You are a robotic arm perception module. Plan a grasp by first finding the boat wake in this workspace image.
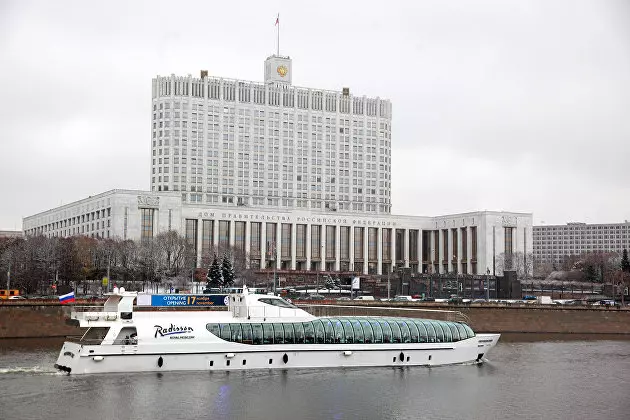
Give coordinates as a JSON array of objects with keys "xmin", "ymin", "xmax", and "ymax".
[{"xmin": 0, "ymin": 366, "xmax": 63, "ymax": 375}]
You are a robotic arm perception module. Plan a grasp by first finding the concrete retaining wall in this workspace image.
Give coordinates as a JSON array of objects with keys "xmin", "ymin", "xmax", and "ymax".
[{"xmin": 1, "ymin": 303, "xmax": 629, "ymax": 338}]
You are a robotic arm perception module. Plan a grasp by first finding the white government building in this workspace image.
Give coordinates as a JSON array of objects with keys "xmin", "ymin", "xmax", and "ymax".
[{"xmin": 23, "ymin": 54, "xmax": 533, "ymax": 276}]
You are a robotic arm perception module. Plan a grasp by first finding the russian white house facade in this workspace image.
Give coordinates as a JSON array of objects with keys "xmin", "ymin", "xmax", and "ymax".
[
  {"xmin": 23, "ymin": 190, "xmax": 532, "ymax": 276},
  {"xmin": 150, "ymin": 55, "xmax": 393, "ymax": 214},
  {"xmin": 22, "ymin": 54, "xmax": 533, "ymax": 277}
]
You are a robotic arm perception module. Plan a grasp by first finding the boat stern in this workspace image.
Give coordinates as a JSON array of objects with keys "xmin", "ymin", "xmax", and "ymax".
[{"xmin": 54, "ymin": 341, "xmax": 83, "ymax": 374}]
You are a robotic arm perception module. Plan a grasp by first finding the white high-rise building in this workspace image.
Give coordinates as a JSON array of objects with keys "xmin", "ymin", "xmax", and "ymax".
[{"xmin": 151, "ymin": 55, "xmax": 393, "ymax": 214}]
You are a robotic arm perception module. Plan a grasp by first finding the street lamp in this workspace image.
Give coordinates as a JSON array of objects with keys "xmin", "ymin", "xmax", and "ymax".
[{"xmin": 487, "ymin": 268, "xmax": 492, "ymax": 298}]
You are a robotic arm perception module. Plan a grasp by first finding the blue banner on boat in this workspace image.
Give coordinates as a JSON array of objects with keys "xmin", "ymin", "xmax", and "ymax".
[{"xmin": 150, "ymin": 294, "xmax": 229, "ymax": 307}]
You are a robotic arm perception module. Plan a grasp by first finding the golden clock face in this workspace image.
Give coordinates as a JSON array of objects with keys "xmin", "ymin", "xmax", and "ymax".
[{"xmin": 277, "ymin": 65, "xmax": 288, "ymax": 77}]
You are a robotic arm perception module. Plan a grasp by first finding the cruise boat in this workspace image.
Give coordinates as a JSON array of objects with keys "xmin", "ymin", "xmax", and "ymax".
[{"xmin": 55, "ymin": 287, "xmax": 500, "ymax": 375}]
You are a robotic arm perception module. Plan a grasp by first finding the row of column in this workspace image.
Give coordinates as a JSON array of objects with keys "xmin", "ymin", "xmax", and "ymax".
[{"xmin": 191, "ymin": 219, "xmax": 478, "ymax": 275}]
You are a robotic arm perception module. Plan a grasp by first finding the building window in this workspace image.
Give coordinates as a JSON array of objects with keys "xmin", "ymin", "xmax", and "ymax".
[
  {"xmin": 325, "ymin": 226, "xmax": 336, "ymax": 260},
  {"xmin": 311, "ymin": 225, "xmax": 321, "ymax": 260},
  {"xmin": 340, "ymin": 226, "xmax": 350, "ymax": 261},
  {"xmin": 140, "ymin": 208, "xmax": 155, "ymax": 243},
  {"xmin": 235, "ymin": 221, "xmax": 246, "ymax": 253},
  {"xmin": 219, "ymin": 220, "xmax": 230, "ymax": 249},
  {"xmin": 202, "ymin": 220, "xmax": 214, "ymax": 260},
  {"xmin": 250, "ymin": 222, "xmax": 261, "ymax": 257},
  {"xmin": 368, "ymin": 228, "xmax": 378, "ymax": 262},
  {"xmin": 296, "ymin": 224, "xmax": 307, "ymax": 259},
  {"xmin": 354, "ymin": 227, "xmax": 364, "ymax": 262},
  {"xmin": 281, "ymin": 224, "xmax": 292, "ymax": 260},
  {"xmin": 185, "ymin": 219, "xmax": 198, "ymax": 251}
]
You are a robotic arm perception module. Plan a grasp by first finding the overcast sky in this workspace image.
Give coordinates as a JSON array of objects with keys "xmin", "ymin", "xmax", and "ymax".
[{"xmin": 1, "ymin": 0, "xmax": 629, "ymax": 230}]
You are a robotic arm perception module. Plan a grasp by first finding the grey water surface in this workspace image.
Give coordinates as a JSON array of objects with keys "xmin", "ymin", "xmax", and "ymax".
[{"xmin": 0, "ymin": 335, "xmax": 628, "ymax": 420}]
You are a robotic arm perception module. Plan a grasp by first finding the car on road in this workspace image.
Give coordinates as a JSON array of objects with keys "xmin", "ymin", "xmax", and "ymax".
[
  {"xmin": 336, "ymin": 297, "xmax": 351, "ymax": 301},
  {"xmin": 391, "ymin": 295, "xmax": 416, "ymax": 302},
  {"xmin": 8, "ymin": 296, "xmax": 26, "ymax": 300}
]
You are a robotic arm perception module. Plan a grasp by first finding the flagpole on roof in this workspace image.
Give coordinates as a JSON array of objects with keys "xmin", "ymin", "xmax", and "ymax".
[{"xmin": 276, "ymin": 13, "xmax": 280, "ymax": 56}]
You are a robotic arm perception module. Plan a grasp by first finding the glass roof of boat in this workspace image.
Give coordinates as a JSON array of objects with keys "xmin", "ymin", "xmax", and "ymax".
[{"xmin": 206, "ymin": 317, "xmax": 475, "ymax": 345}]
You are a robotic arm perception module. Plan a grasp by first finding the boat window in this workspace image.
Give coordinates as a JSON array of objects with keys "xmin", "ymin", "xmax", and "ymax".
[
  {"xmin": 447, "ymin": 323, "xmax": 460, "ymax": 341},
  {"xmin": 379, "ymin": 320, "xmax": 392, "ymax": 343},
  {"xmin": 462, "ymin": 324, "xmax": 475, "ymax": 339},
  {"xmin": 252, "ymin": 324, "xmax": 263, "ymax": 345},
  {"xmin": 389, "ymin": 320, "xmax": 402, "ymax": 343},
  {"xmin": 360, "ymin": 319, "xmax": 374, "ymax": 343},
  {"xmin": 432, "ymin": 322, "xmax": 445, "ymax": 342},
  {"xmin": 274, "ymin": 324, "xmax": 285, "ymax": 344},
  {"xmin": 455, "ymin": 323, "xmax": 467, "ymax": 341},
  {"xmin": 115, "ymin": 327, "xmax": 137, "ymax": 345},
  {"xmin": 368, "ymin": 319, "xmax": 383, "ymax": 343},
  {"xmin": 283, "ymin": 323, "xmax": 295, "ymax": 344},
  {"xmin": 242, "ymin": 324, "xmax": 253, "ymax": 344},
  {"xmin": 439, "ymin": 322, "xmax": 453, "ymax": 342},
  {"xmin": 424, "ymin": 321, "xmax": 437, "ymax": 343},
  {"xmin": 303, "ymin": 322, "xmax": 315, "ymax": 344},
  {"xmin": 406, "ymin": 320, "xmax": 419, "ymax": 343},
  {"xmin": 231, "ymin": 324, "xmax": 243, "ymax": 343},
  {"xmin": 332, "ymin": 319, "xmax": 345, "ymax": 344},
  {"xmin": 206, "ymin": 323, "xmax": 220, "ymax": 337},
  {"xmin": 258, "ymin": 297, "xmax": 297, "ymax": 309},
  {"xmin": 81, "ymin": 327, "xmax": 110, "ymax": 344},
  {"xmin": 413, "ymin": 320, "xmax": 428, "ymax": 343},
  {"xmin": 294, "ymin": 322, "xmax": 305, "ymax": 344},
  {"xmin": 262, "ymin": 323, "xmax": 274, "ymax": 344},
  {"xmin": 322, "ymin": 319, "xmax": 334, "ymax": 344},
  {"xmin": 220, "ymin": 324, "xmax": 231, "ymax": 341},
  {"xmin": 341, "ymin": 319, "xmax": 354, "ymax": 344},
  {"xmin": 397, "ymin": 320, "xmax": 411, "ymax": 343},
  {"xmin": 313, "ymin": 320, "xmax": 325, "ymax": 344},
  {"xmin": 351, "ymin": 320, "xmax": 364, "ymax": 344}
]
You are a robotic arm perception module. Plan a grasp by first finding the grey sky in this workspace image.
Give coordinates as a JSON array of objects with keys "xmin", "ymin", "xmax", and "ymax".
[{"xmin": 1, "ymin": 0, "xmax": 629, "ymax": 230}]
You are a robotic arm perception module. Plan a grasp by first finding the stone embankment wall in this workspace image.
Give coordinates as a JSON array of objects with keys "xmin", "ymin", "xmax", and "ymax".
[{"xmin": 0, "ymin": 302, "xmax": 629, "ymax": 338}]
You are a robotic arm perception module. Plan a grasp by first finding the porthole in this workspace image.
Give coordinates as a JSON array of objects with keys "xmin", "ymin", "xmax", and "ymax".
[
  {"xmin": 392, "ymin": 357, "xmax": 396, "ymax": 363},
  {"xmin": 226, "ymin": 360, "xmax": 231, "ymax": 366},
  {"xmin": 242, "ymin": 360, "xmax": 247, "ymax": 366},
  {"xmin": 269, "ymin": 358, "xmax": 273, "ymax": 365},
  {"xmin": 428, "ymin": 355, "xmax": 432, "ymax": 361},
  {"xmin": 406, "ymin": 356, "xmax": 410, "ymax": 362}
]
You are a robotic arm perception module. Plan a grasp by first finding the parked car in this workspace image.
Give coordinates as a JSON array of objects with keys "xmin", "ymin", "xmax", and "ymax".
[
  {"xmin": 336, "ymin": 297, "xmax": 351, "ymax": 301},
  {"xmin": 392, "ymin": 295, "xmax": 415, "ymax": 302},
  {"xmin": 306, "ymin": 294, "xmax": 326, "ymax": 301},
  {"xmin": 353, "ymin": 295, "xmax": 375, "ymax": 301},
  {"xmin": 8, "ymin": 296, "xmax": 26, "ymax": 300}
]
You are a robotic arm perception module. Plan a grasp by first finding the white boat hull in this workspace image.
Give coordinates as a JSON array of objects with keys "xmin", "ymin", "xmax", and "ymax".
[{"xmin": 55, "ymin": 334, "xmax": 500, "ymax": 375}]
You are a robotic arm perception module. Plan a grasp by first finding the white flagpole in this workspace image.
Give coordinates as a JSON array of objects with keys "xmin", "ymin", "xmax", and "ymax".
[{"xmin": 277, "ymin": 13, "xmax": 280, "ymax": 56}]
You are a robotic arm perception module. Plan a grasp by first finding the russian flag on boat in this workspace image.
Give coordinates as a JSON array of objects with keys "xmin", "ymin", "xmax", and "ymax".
[{"xmin": 59, "ymin": 291, "xmax": 75, "ymax": 304}]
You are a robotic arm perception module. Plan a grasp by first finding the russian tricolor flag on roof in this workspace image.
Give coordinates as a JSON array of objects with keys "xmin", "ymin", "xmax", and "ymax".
[{"xmin": 59, "ymin": 291, "xmax": 75, "ymax": 304}]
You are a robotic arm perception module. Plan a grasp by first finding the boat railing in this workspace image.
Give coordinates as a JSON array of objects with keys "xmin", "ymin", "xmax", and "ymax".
[
  {"xmin": 236, "ymin": 305, "xmax": 310, "ymax": 319},
  {"xmin": 297, "ymin": 304, "xmax": 472, "ymax": 324}
]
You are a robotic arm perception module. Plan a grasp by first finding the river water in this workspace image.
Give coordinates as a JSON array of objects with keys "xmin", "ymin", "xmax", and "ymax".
[{"xmin": 0, "ymin": 335, "xmax": 629, "ymax": 420}]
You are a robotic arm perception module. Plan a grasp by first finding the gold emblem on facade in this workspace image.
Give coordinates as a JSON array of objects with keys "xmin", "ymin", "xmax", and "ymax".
[{"xmin": 277, "ymin": 65, "xmax": 288, "ymax": 77}]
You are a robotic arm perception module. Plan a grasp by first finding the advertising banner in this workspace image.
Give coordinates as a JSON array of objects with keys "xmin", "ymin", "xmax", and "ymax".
[
  {"xmin": 351, "ymin": 277, "xmax": 360, "ymax": 290},
  {"xmin": 149, "ymin": 294, "xmax": 229, "ymax": 307}
]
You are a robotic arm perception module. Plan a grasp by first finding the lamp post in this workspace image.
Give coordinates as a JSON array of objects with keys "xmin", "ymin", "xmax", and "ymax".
[{"xmin": 486, "ymin": 268, "xmax": 491, "ymax": 300}]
